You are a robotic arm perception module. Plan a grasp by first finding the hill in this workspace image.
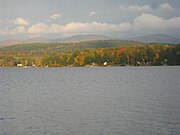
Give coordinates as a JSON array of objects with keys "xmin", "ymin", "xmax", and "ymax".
[
  {"xmin": 0, "ymin": 39, "xmax": 179, "ymax": 67},
  {"xmin": 0, "ymin": 40, "xmax": 143, "ymax": 53},
  {"xmin": 56, "ymin": 34, "xmax": 112, "ymax": 42},
  {"xmin": 0, "ymin": 34, "xmax": 112, "ymax": 48},
  {"xmin": 0, "ymin": 40, "xmax": 22, "ymax": 48},
  {"xmin": 130, "ymin": 34, "xmax": 180, "ymax": 44},
  {"xmin": 24, "ymin": 37, "xmax": 51, "ymax": 43}
]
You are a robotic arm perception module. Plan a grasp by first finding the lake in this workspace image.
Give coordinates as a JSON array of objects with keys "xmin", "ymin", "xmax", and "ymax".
[{"xmin": 0, "ymin": 67, "xmax": 180, "ymax": 135}]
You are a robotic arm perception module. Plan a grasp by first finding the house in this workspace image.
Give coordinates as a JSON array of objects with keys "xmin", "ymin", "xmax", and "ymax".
[
  {"xmin": 17, "ymin": 64, "xmax": 23, "ymax": 67},
  {"xmin": 103, "ymin": 62, "xmax": 107, "ymax": 66}
]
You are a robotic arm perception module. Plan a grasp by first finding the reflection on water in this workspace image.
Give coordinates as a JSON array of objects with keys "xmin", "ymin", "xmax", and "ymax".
[{"xmin": 0, "ymin": 67, "xmax": 180, "ymax": 135}]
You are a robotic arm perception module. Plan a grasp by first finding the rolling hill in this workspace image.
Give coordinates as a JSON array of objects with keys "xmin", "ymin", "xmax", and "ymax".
[
  {"xmin": 0, "ymin": 40, "xmax": 143, "ymax": 53},
  {"xmin": 0, "ymin": 40, "xmax": 22, "ymax": 48},
  {"xmin": 130, "ymin": 34, "xmax": 180, "ymax": 44},
  {"xmin": 0, "ymin": 34, "xmax": 112, "ymax": 48},
  {"xmin": 1, "ymin": 34, "xmax": 179, "ymax": 49},
  {"xmin": 55, "ymin": 34, "xmax": 112, "ymax": 42}
]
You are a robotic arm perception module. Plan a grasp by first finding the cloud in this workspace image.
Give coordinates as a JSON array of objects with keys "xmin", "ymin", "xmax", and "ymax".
[
  {"xmin": 27, "ymin": 22, "xmax": 131, "ymax": 35},
  {"xmin": 120, "ymin": 4, "xmax": 152, "ymax": 12},
  {"xmin": 0, "ymin": 26, "xmax": 26, "ymax": 35},
  {"xmin": 50, "ymin": 13, "xmax": 62, "ymax": 20},
  {"xmin": 89, "ymin": 11, "xmax": 96, "ymax": 17},
  {"xmin": 1, "ymin": 14, "xmax": 180, "ymax": 37},
  {"xmin": 133, "ymin": 13, "xmax": 164, "ymax": 30},
  {"xmin": 0, "ymin": 28, "xmax": 14, "ymax": 35},
  {"xmin": 13, "ymin": 26, "xmax": 26, "ymax": 34},
  {"xmin": 133, "ymin": 13, "xmax": 180, "ymax": 32},
  {"xmin": 29, "ymin": 14, "xmax": 180, "ymax": 35},
  {"xmin": 63, "ymin": 22, "xmax": 131, "ymax": 34},
  {"xmin": 48, "ymin": 24, "xmax": 64, "ymax": 33},
  {"xmin": 12, "ymin": 17, "xmax": 29, "ymax": 25},
  {"xmin": 28, "ymin": 23, "xmax": 49, "ymax": 34},
  {"xmin": 160, "ymin": 3, "xmax": 174, "ymax": 11},
  {"xmin": 28, "ymin": 23, "xmax": 64, "ymax": 34},
  {"xmin": 120, "ymin": 3, "xmax": 174, "ymax": 13}
]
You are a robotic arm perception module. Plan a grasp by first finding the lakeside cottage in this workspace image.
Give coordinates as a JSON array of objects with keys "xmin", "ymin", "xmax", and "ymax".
[{"xmin": 17, "ymin": 64, "xmax": 23, "ymax": 67}]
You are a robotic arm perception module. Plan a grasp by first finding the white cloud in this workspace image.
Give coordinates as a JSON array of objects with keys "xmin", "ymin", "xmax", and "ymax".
[
  {"xmin": 27, "ymin": 22, "xmax": 131, "ymax": 35},
  {"xmin": 133, "ymin": 13, "xmax": 180, "ymax": 32},
  {"xmin": 120, "ymin": 4, "xmax": 152, "ymax": 12},
  {"xmin": 50, "ymin": 13, "xmax": 62, "ymax": 20},
  {"xmin": 160, "ymin": 3, "xmax": 174, "ymax": 11},
  {"xmin": 13, "ymin": 17, "xmax": 29, "ymax": 25},
  {"xmin": 49, "ymin": 24, "xmax": 64, "ymax": 33},
  {"xmin": 63, "ymin": 22, "xmax": 131, "ymax": 34},
  {"xmin": 89, "ymin": 11, "xmax": 96, "ymax": 17},
  {"xmin": 13, "ymin": 26, "xmax": 26, "ymax": 34},
  {"xmin": 28, "ymin": 23, "xmax": 64, "ymax": 34},
  {"xmin": 133, "ymin": 13, "xmax": 164, "ymax": 30},
  {"xmin": 1, "ymin": 14, "xmax": 180, "ymax": 36},
  {"xmin": 0, "ymin": 26, "xmax": 26, "ymax": 35},
  {"xmin": 28, "ymin": 23, "xmax": 49, "ymax": 34}
]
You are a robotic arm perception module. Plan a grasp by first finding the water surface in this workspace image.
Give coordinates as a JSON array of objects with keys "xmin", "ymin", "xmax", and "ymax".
[{"xmin": 0, "ymin": 67, "xmax": 180, "ymax": 135}]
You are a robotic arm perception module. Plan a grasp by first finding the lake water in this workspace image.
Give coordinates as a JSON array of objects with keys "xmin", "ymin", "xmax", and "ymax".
[{"xmin": 0, "ymin": 67, "xmax": 180, "ymax": 135}]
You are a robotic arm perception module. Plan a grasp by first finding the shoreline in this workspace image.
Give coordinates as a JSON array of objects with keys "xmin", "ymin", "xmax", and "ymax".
[{"xmin": 0, "ymin": 65, "xmax": 179, "ymax": 68}]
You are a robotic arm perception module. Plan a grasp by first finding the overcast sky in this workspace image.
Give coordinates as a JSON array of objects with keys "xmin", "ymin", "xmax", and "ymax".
[{"xmin": 0, "ymin": 0, "xmax": 180, "ymax": 40}]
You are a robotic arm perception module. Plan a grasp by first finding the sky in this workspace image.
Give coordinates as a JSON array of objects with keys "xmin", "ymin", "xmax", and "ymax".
[{"xmin": 0, "ymin": 0, "xmax": 180, "ymax": 41}]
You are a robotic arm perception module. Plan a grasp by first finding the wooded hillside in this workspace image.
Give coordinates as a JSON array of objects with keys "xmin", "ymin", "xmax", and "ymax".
[{"xmin": 0, "ymin": 40, "xmax": 179, "ymax": 67}]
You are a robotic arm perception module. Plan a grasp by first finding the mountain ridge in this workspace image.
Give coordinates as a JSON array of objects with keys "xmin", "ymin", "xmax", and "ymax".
[
  {"xmin": 0, "ymin": 34, "xmax": 179, "ymax": 48},
  {"xmin": 0, "ymin": 34, "xmax": 113, "ymax": 47},
  {"xmin": 52, "ymin": 34, "xmax": 112, "ymax": 42},
  {"xmin": 129, "ymin": 34, "xmax": 180, "ymax": 44}
]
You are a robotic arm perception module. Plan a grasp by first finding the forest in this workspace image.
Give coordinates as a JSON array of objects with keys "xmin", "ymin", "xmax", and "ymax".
[{"xmin": 0, "ymin": 40, "xmax": 179, "ymax": 67}]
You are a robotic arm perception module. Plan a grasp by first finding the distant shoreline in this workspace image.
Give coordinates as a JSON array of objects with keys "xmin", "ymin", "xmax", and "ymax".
[
  {"xmin": 0, "ymin": 65, "xmax": 179, "ymax": 68},
  {"xmin": 0, "ymin": 42, "xmax": 179, "ymax": 67}
]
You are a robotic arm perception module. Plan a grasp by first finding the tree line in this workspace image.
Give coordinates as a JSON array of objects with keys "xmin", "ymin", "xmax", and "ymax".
[{"xmin": 0, "ymin": 44, "xmax": 179, "ymax": 67}]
